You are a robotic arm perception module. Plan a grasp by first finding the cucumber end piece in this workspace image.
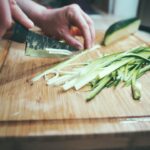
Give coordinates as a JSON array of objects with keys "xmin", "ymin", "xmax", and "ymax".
[{"xmin": 102, "ymin": 18, "xmax": 141, "ymax": 46}]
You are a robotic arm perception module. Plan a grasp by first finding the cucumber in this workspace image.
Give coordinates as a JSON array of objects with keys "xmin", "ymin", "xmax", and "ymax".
[{"xmin": 102, "ymin": 18, "xmax": 141, "ymax": 46}]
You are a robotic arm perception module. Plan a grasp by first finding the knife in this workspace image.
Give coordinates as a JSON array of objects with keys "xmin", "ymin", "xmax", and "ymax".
[{"xmin": 4, "ymin": 22, "xmax": 78, "ymax": 58}]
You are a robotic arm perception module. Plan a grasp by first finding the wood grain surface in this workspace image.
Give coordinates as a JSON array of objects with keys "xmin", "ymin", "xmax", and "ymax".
[
  {"xmin": 0, "ymin": 29, "xmax": 150, "ymax": 121},
  {"xmin": 0, "ymin": 41, "xmax": 11, "ymax": 71},
  {"xmin": 0, "ymin": 16, "xmax": 150, "ymax": 150}
]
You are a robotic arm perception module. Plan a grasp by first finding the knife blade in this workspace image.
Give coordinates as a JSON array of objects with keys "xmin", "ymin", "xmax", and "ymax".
[{"xmin": 4, "ymin": 22, "xmax": 78, "ymax": 58}]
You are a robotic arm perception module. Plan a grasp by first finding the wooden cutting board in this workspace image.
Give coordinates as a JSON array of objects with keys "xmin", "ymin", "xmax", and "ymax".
[
  {"xmin": 0, "ymin": 25, "xmax": 150, "ymax": 121},
  {"xmin": 0, "ymin": 40, "xmax": 11, "ymax": 71}
]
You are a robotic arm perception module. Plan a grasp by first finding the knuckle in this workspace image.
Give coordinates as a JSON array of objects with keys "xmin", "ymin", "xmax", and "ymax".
[
  {"xmin": 67, "ymin": 4, "xmax": 80, "ymax": 15},
  {"xmin": 66, "ymin": 4, "xmax": 81, "ymax": 19},
  {"xmin": 10, "ymin": 0, "xmax": 17, "ymax": 5},
  {"xmin": 67, "ymin": 10, "xmax": 73, "ymax": 18},
  {"xmin": 70, "ymin": 4, "xmax": 80, "ymax": 10},
  {"xmin": 88, "ymin": 19, "xmax": 94, "ymax": 26},
  {"xmin": 58, "ymin": 28, "xmax": 65, "ymax": 36}
]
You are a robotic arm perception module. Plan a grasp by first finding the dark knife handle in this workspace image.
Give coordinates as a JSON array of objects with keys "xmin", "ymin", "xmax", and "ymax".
[{"xmin": 3, "ymin": 22, "xmax": 28, "ymax": 43}]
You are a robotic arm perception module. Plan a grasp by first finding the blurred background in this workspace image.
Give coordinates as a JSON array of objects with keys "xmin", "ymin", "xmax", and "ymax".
[{"xmin": 33, "ymin": 0, "xmax": 150, "ymax": 28}]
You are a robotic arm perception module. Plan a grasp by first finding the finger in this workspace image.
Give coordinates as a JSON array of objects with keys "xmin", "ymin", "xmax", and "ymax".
[
  {"xmin": 81, "ymin": 11, "xmax": 95, "ymax": 46},
  {"xmin": 67, "ymin": 5, "xmax": 92, "ymax": 49},
  {"xmin": 73, "ymin": 13, "xmax": 92, "ymax": 49},
  {"xmin": 0, "ymin": 0, "xmax": 12, "ymax": 37},
  {"xmin": 60, "ymin": 30, "xmax": 83, "ymax": 50},
  {"xmin": 10, "ymin": 0, "xmax": 34, "ymax": 29}
]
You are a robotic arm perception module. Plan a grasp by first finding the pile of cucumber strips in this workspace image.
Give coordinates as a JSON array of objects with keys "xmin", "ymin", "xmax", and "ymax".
[{"xmin": 31, "ymin": 18, "xmax": 150, "ymax": 101}]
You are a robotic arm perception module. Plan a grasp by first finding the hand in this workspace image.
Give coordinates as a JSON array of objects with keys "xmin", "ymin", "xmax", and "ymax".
[
  {"xmin": 0, "ymin": 0, "xmax": 34, "ymax": 38},
  {"xmin": 38, "ymin": 4, "xmax": 95, "ymax": 50}
]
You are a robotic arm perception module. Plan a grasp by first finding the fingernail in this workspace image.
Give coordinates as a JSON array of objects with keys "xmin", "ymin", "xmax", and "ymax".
[
  {"xmin": 75, "ymin": 43, "xmax": 83, "ymax": 50},
  {"xmin": 30, "ymin": 21, "xmax": 34, "ymax": 28},
  {"xmin": 92, "ymin": 41, "xmax": 94, "ymax": 47},
  {"xmin": 86, "ymin": 44, "xmax": 91, "ymax": 49},
  {"xmin": 86, "ymin": 41, "xmax": 92, "ymax": 49},
  {"xmin": 28, "ymin": 20, "xmax": 34, "ymax": 29}
]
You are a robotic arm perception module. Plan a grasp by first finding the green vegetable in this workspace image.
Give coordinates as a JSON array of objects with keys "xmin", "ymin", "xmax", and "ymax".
[
  {"xmin": 102, "ymin": 18, "xmax": 141, "ymax": 46},
  {"xmin": 31, "ymin": 46, "xmax": 150, "ymax": 102},
  {"xmin": 31, "ymin": 45, "xmax": 100, "ymax": 82},
  {"xmin": 131, "ymin": 71, "xmax": 141, "ymax": 100},
  {"xmin": 86, "ymin": 76, "xmax": 111, "ymax": 101}
]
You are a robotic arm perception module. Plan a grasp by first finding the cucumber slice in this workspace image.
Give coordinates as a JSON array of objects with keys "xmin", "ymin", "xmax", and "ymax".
[{"xmin": 102, "ymin": 18, "xmax": 141, "ymax": 46}]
